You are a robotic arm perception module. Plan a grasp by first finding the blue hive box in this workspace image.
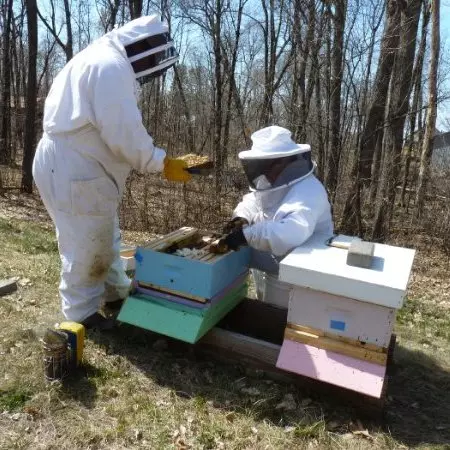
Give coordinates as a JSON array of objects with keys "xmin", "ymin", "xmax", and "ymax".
[{"xmin": 134, "ymin": 227, "xmax": 250, "ymax": 302}]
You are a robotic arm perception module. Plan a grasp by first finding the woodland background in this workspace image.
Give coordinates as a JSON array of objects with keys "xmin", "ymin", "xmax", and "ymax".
[{"xmin": 0, "ymin": 0, "xmax": 449, "ymax": 249}]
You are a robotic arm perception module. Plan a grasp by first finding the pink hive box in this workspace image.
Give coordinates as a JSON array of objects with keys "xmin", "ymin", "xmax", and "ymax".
[{"xmin": 276, "ymin": 339, "xmax": 387, "ymax": 398}]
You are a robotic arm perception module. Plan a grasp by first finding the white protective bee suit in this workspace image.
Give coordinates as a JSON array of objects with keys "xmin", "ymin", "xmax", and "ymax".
[
  {"xmin": 33, "ymin": 15, "xmax": 179, "ymax": 322},
  {"xmin": 233, "ymin": 126, "xmax": 334, "ymax": 308}
]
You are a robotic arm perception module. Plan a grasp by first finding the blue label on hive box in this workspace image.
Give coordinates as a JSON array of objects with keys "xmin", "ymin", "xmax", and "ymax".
[{"xmin": 330, "ymin": 320, "xmax": 346, "ymax": 331}]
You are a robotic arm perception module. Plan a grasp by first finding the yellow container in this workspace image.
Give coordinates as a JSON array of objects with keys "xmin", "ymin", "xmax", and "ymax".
[{"xmin": 57, "ymin": 321, "xmax": 85, "ymax": 367}]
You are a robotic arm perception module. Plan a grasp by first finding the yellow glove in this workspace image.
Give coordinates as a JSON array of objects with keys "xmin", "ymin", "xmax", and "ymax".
[{"xmin": 163, "ymin": 158, "xmax": 192, "ymax": 183}]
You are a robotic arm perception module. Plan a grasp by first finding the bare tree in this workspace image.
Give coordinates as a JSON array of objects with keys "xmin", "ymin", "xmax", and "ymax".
[
  {"xmin": 339, "ymin": 0, "xmax": 385, "ymax": 235},
  {"xmin": 37, "ymin": 0, "xmax": 73, "ymax": 62},
  {"xmin": 129, "ymin": 0, "xmax": 143, "ymax": 19},
  {"xmin": 22, "ymin": 0, "xmax": 38, "ymax": 193},
  {"xmin": 400, "ymin": 1, "xmax": 430, "ymax": 207},
  {"xmin": 415, "ymin": 0, "xmax": 440, "ymax": 219},
  {"xmin": 289, "ymin": 0, "xmax": 318, "ymax": 142},
  {"xmin": 258, "ymin": 0, "xmax": 294, "ymax": 127},
  {"xmin": 325, "ymin": 0, "xmax": 346, "ymax": 199},
  {"xmin": 97, "ymin": 0, "xmax": 121, "ymax": 32},
  {"xmin": 0, "ymin": 0, "xmax": 14, "ymax": 164},
  {"xmin": 358, "ymin": 0, "xmax": 403, "ymax": 189},
  {"xmin": 370, "ymin": 0, "xmax": 422, "ymax": 239},
  {"xmin": 222, "ymin": 0, "xmax": 249, "ymax": 161},
  {"xmin": 10, "ymin": 7, "xmax": 27, "ymax": 163}
]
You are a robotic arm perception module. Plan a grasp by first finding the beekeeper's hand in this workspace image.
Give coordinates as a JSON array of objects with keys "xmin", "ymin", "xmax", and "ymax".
[
  {"xmin": 163, "ymin": 157, "xmax": 192, "ymax": 183},
  {"xmin": 222, "ymin": 217, "xmax": 249, "ymax": 234},
  {"xmin": 221, "ymin": 228, "xmax": 248, "ymax": 251}
]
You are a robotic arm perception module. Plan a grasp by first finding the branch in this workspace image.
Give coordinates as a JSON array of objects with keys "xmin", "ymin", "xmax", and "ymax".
[
  {"xmin": 37, "ymin": 6, "xmax": 67, "ymax": 52},
  {"xmin": 37, "ymin": 38, "xmax": 58, "ymax": 91}
]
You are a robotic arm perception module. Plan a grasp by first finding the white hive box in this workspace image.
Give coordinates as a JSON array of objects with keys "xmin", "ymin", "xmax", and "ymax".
[
  {"xmin": 279, "ymin": 233, "xmax": 416, "ymax": 345},
  {"xmin": 286, "ymin": 288, "xmax": 396, "ymax": 347},
  {"xmin": 280, "ymin": 233, "xmax": 415, "ymax": 307}
]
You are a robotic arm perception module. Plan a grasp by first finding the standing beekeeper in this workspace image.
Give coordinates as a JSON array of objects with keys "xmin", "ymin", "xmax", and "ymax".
[
  {"xmin": 221, "ymin": 126, "xmax": 333, "ymax": 308},
  {"xmin": 33, "ymin": 15, "xmax": 191, "ymax": 329}
]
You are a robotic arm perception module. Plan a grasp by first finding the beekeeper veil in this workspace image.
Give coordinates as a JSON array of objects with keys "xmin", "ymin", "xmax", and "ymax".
[
  {"xmin": 116, "ymin": 15, "xmax": 178, "ymax": 84},
  {"xmin": 239, "ymin": 126, "xmax": 314, "ymax": 191}
]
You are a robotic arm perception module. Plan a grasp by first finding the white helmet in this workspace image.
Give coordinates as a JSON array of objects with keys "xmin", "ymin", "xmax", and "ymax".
[
  {"xmin": 238, "ymin": 126, "xmax": 314, "ymax": 190},
  {"xmin": 116, "ymin": 15, "xmax": 178, "ymax": 80}
]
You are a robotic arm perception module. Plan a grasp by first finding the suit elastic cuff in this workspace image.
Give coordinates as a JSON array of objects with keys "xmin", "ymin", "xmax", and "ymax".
[{"xmin": 147, "ymin": 147, "xmax": 166, "ymax": 173}]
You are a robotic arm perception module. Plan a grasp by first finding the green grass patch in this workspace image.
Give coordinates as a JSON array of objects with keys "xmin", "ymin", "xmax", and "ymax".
[
  {"xmin": 398, "ymin": 295, "xmax": 450, "ymax": 340},
  {"xmin": 294, "ymin": 419, "xmax": 326, "ymax": 439},
  {"xmin": 0, "ymin": 217, "xmax": 57, "ymax": 255},
  {"xmin": 0, "ymin": 389, "xmax": 31, "ymax": 412},
  {"xmin": 86, "ymin": 365, "xmax": 124, "ymax": 386}
]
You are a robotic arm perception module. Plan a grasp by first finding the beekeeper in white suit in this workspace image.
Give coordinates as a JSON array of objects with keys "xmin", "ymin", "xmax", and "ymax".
[
  {"xmin": 221, "ymin": 126, "xmax": 333, "ymax": 308},
  {"xmin": 33, "ymin": 15, "xmax": 191, "ymax": 329}
]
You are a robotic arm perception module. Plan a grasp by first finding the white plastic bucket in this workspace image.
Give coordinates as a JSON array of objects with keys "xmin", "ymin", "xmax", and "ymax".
[{"xmin": 252, "ymin": 269, "xmax": 292, "ymax": 309}]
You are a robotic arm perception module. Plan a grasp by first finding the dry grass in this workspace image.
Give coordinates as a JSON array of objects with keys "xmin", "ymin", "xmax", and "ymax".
[{"xmin": 1, "ymin": 193, "xmax": 450, "ymax": 449}]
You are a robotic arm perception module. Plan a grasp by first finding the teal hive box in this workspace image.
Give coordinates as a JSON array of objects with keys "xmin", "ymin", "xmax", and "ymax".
[
  {"xmin": 117, "ymin": 279, "xmax": 248, "ymax": 343},
  {"xmin": 134, "ymin": 231, "xmax": 250, "ymax": 302}
]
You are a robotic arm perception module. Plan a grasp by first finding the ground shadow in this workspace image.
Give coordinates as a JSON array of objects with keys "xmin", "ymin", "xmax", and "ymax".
[
  {"xmin": 86, "ymin": 323, "xmax": 450, "ymax": 447},
  {"xmin": 384, "ymin": 345, "xmax": 450, "ymax": 445},
  {"xmin": 60, "ymin": 361, "xmax": 99, "ymax": 409}
]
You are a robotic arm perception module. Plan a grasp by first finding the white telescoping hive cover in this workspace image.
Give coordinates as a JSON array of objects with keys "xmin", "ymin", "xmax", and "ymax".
[{"xmin": 279, "ymin": 234, "xmax": 416, "ymax": 309}]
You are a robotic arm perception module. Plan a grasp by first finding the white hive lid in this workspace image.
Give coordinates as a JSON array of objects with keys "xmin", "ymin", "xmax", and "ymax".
[{"xmin": 279, "ymin": 233, "xmax": 416, "ymax": 309}]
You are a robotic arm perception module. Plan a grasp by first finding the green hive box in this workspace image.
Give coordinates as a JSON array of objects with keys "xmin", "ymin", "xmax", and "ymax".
[{"xmin": 118, "ymin": 281, "xmax": 248, "ymax": 343}]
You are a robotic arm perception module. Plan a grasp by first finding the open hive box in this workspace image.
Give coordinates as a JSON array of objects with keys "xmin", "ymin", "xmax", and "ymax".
[{"xmin": 118, "ymin": 227, "xmax": 250, "ymax": 343}]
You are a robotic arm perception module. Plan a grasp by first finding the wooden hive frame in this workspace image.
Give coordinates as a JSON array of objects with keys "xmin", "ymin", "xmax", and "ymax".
[
  {"xmin": 284, "ymin": 324, "xmax": 388, "ymax": 366},
  {"xmin": 143, "ymin": 227, "xmax": 229, "ymax": 264}
]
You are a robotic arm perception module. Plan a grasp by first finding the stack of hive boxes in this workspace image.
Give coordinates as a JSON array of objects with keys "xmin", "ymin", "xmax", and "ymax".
[
  {"xmin": 118, "ymin": 227, "xmax": 250, "ymax": 343},
  {"xmin": 276, "ymin": 233, "xmax": 415, "ymax": 398}
]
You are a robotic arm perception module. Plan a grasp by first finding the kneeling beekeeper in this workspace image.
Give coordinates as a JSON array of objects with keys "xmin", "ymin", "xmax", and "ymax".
[
  {"xmin": 221, "ymin": 126, "xmax": 334, "ymax": 307},
  {"xmin": 33, "ymin": 15, "xmax": 191, "ymax": 329}
]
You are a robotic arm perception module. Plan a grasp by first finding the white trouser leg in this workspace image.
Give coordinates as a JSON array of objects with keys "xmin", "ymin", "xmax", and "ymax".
[
  {"xmin": 104, "ymin": 215, "xmax": 131, "ymax": 303},
  {"xmin": 57, "ymin": 210, "xmax": 115, "ymax": 321},
  {"xmin": 33, "ymin": 132, "xmax": 120, "ymax": 322}
]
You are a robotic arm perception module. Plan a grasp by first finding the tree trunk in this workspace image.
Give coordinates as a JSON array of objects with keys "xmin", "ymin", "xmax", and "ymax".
[
  {"xmin": 371, "ymin": 0, "xmax": 421, "ymax": 240},
  {"xmin": 340, "ymin": 3, "xmax": 384, "ymax": 233},
  {"xmin": 314, "ymin": 55, "xmax": 325, "ymax": 181},
  {"xmin": 222, "ymin": 52, "xmax": 250, "ymax": 148},
  {"xmin": 0, "ymin": 0, "xmax": 14, "ymax": 165},
  {"xmin": 213, "ymin": 0, "xmax": 223, "ymax": 194},
  {"xmin": 174, "ymin": 67, "xmax": 195, "ymax": 153},
  {"xmin": 11, "ymin": 19, "xmax": 22, "ymax": 162},
  {"xmin": 223, "ymin": 0, "xmax": 246, "ymax": 162},
  {"xmin": 129, "ymin": 0, "xmax": 143, "ymax": 20},
  {"xmin": 63, "ymin": 0, "xmax": 73, "ymax": 61},
  {"xmin": 414, "ymin": 0, "xmax": 439, "ymax": 220},
  {"xmin": 259, "ymin": 0, "xmax": 275, "ymax": 127},
  {"xmin": 325, "ymin": 0, "xmax": 346, "ymax": 199},
  {"xmin": 22, "ymin": 0, "xmax": 38, "ymax": 193},
  {"xmin": 291, "ymin": 0, "xmax": 316, "ymax": 142},
  {"xmin": 358, "ymin": 0, "xmax": 403, "ymax": 185},
  {"xmin": 400, "ymin": 1, "xmax": 430, "ymax": 207}
]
